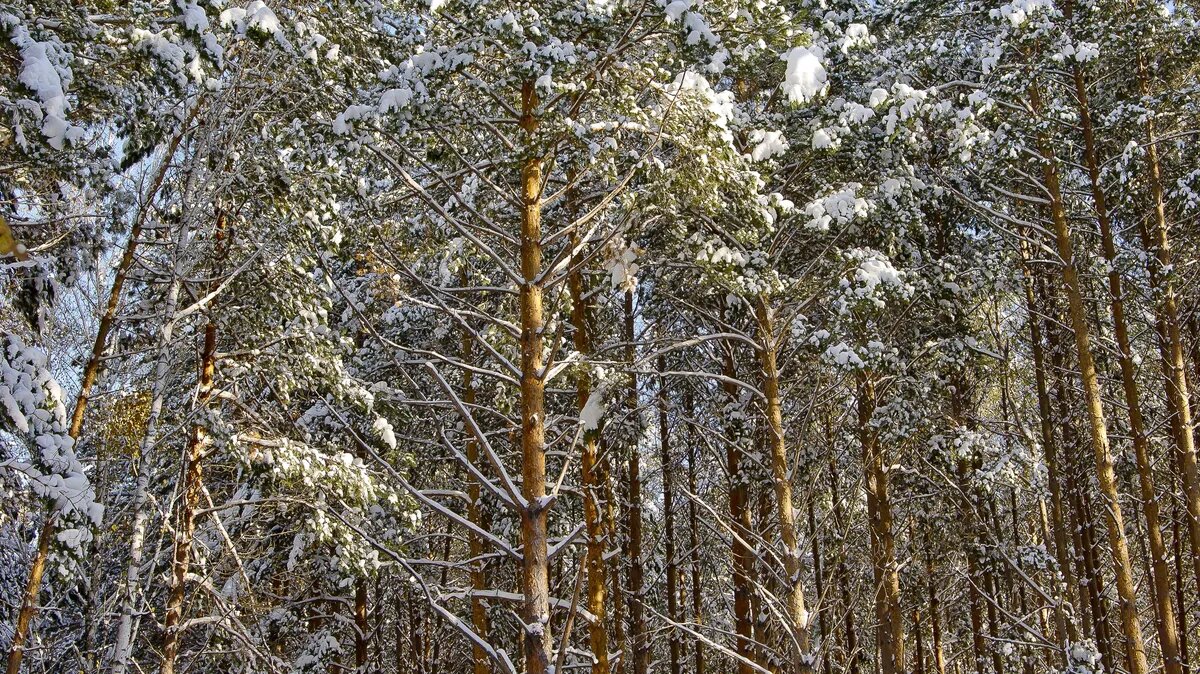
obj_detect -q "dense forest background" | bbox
[2,1,1200,673]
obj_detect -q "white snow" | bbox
[781,46,828,105]
[8,21,83,150]
[373,417,397,449]
[749,130,789,161]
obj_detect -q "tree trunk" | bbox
[724,344,756,674]
[461,322,494,674]
[1018,240,1078,656]
[808,499,831,674]
[1030,81,1150,674]
[1134,50,1200,606]
[925,546,946,674]
[686,391,706,674]
[569,245,610,674]
[355,581,370,672]
[622,289,648,674]
[857,372,904,674]
[659,358,682,674]
[756,297,813,674]
[159,315,218,674]
[829,453,861,674]
[517,80,553,674]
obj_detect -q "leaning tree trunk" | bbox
[517,80,553,674]
[1030,79,1150,674]
[1133,48,1200,604]
[1069,48,1182,672]
[755,297,814,674]
[6,119,191,674]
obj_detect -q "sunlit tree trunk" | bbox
[1030,81,1150,674]
[1068,46,1182,671]
[517,80,553,674]
[756,297,814,674]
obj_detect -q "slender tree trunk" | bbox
[569,246,610,674]
[756,297,814,674]
[110,265,184,673]
[159,312,219,674]
[622,289,648,674]
[461,321,494,674]
[1030,81,1151,674]
[914,607,926,674]
[517,80,553,674]
[659,358,682,674]
[1018,239,1078,656]
[686,391,706,674]
[808,499,831,674]
[724,344,756,674]
[925,546,946,674]
[829,453,861,674]
[355,581,370,672]
[604,433,625,674]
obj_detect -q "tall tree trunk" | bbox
[808,499,831,674]
[569,245,610,674]
[623,289,648,674]
[924,546,946,674]
[659,358,682,674]
[1030,81,1151,674]
[1018,240,1079,656]
[1134,49,1200,605]
[756,297,814,674]
[517,80,553,674]
[857,372,904,674]
[355,581,370,672]
[1067,42,1183,672]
